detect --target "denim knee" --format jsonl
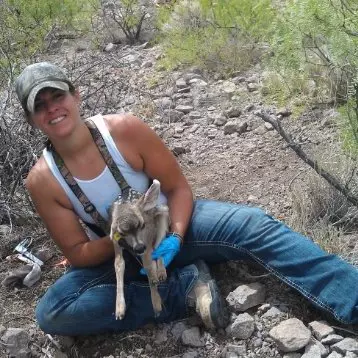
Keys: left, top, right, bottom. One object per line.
{"left": 229, "top": 205, "right": 272, "bottom": 238}
{"left": 35, "top": 289, "right": 74, "bottom": 335}
{"left": 236, "top": 205, "right": 268, "bottom": 222}
{"left": 35, "top": 297, "right": 54, "bottom": 333}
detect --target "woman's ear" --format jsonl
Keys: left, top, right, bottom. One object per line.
{"left": 74, "top": 89, "right": 81, "bottom": 104}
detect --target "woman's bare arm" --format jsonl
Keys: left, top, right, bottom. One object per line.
{"left": 26, "top": 158, "right": 114, "bottom": 267}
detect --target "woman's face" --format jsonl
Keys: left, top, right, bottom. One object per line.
{"left": 29, "top": 87, "right": 81, "bottom": 139}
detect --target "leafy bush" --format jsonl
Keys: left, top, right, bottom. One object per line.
{"left": 0, "top": 0, "right": 97, "bottom": 87}
{"left": 266, "top": 0, "right": 358, "bottom": 105}
{"left": 158, "top": 0, "right": 276, "bottom": 74}
{"left": 159, "top": 0, "right": 358, "bottom": 110}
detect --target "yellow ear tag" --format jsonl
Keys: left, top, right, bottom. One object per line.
{"left": 113, "top": 232, "right": 122, "bottom": 242}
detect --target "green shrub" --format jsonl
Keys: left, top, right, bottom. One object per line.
{"left": 159, "top": 0, "right": 357, "bottom": 109}
{"left": 0, "top": 0, "right": 97, "bottom": 86}
{"left": 337, "top": 93, "right": 358, "bottom": 155}
{"left": 199, "top": 0, "right": 275, "bottom": 41}
{"left": 266, "top": 0, "right": 358, "bottom": 105}
{"left": 158, "top": 0, "right": 276, "bottom": 74}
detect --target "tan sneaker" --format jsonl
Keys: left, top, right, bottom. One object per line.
{"left": 189, "top": 260, "right": 229, "bottom": 329}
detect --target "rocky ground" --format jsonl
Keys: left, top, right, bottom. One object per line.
{"left": 1, "top": 29, "right": 358, "bottom": 358}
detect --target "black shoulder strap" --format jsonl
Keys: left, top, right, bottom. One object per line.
{"left": 84, "top": 119, "right": 143, "bottom": 202}
{"left": 84, "top": 221, "right": 107, "bottom": 238}
{"left": 52, "top": 147, "right": 110, "bottom": 235}
{"left": 84, "top": 119, "right": 132, "bottom": 199}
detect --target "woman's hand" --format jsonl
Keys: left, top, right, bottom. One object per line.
{"left": 140, "top": 233, "right": 181, "bottom": 275}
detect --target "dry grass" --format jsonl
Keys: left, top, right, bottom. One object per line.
{"left": 288, "top": 149, "right": 358, "bottom": 265}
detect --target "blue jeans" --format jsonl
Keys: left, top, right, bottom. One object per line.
{"left": 36, "top": 200, "right": 358, "bottom": 335}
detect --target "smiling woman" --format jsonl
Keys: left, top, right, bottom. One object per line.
{"left": 15, "top": 63, "right": 82, "bottom": 140}
{"left": 13, "top": 61, "right": 358, "bottom": 336}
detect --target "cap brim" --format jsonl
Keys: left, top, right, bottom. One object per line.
{"left": 27, "top": 81, "right": 69, "bottom": 113}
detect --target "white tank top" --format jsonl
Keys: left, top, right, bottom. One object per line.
{"left": 43, "top": 114, "right": 167, "bottom": 239}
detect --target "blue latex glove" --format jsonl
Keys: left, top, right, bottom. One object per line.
{"left": 140, "top": 233, "right": 181, "bottom": 275}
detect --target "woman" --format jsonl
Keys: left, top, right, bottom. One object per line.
{"left": 15, "top": 62, "right": 358, "bottom": 336}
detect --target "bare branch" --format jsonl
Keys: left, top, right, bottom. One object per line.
{"left": 135, "top": 13, "right": 147, "bottom": 40}
{"left": 255, "top": 110, "right": 358, "bottom": 208}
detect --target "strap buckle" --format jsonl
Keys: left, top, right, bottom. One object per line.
{"left": 84, "top": 203, "right": 95, "bottom": 214}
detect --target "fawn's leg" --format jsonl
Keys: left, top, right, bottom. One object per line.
{"left": 154, "top": 206, "right": 169, "bottom": 249}
{"left": 142, "top": 249, "right": 158, "bottom": 285}
{"left": 143, "top": 249, "right": 162, "bottom": 316}
{"left": 114, "top": 243, "right": 126, "bottom": 320}
{"left": 154, "top": 206, "right": 169, "bottom": 283}
{"left": 156, "top": 257, "right": 167, "bottom": 282}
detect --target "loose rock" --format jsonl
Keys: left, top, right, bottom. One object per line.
{"left": 321, "top": 334, "right": 343, "bottom": 345}
{"left": 224, "top": 122, "right": 238, "bottom": 135}
{"left": 181, "top": 327, "right": 205, "bottom": 347}
{"left": 175, "top": 105, "right": 194, "bottom": 114}
{"left": 226, "top": 283, "right": 266, "bottom": 312}
{"left": 1, "top": 328, "right": 30, "bottom": 357}
{"left": 309, "top": 321, "right": 335, "bottom": 340}
{"left": 226, "top": 313, "right": 255, "bottom": 339}
{"left": 326, "top": 352, "right": 343, "bottom": 358}
{"left": 269, "top": 318, "right": 311, "bottom": 352}
{"left": 331, "top": 338, "right": 358, "bottom": 355}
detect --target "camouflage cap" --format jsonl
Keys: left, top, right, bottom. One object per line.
{"left": 15, "top": 62, "right": 72, "bottom": 113}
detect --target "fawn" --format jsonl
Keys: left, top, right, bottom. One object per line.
{"left": 109, "top": 179, "right": 169, "bottom": 319}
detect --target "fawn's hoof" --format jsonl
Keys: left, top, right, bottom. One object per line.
{"left": 115, "top": 303, "right": 126, "bottom": 320}
{"left": 153, "top": 304, "right": 162, "bottom": 317}
{"left": 158, "top": 271, "right": 167, "bottom": 282}
{"left": 154, "top": 310, "right": 162, "bottom": 318}
{"left": 151, "top": 278, "right": 159, "bottom": 285}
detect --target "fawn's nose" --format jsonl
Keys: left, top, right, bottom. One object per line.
{"left": 134, "top": 243, "right": 146, "bottom": 255}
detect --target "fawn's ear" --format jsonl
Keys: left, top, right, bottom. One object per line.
{"left": 140, "top": 179, "right": 160, "bottom": 211}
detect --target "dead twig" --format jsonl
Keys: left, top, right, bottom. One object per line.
{"left": 118, "top": 334, "right": 150, "bottom": 342}
{"left": 255, "top": 110, "right": 358, "bottom": 208}
{"left": 0, "top": 340, "right": 13, "bottom": 346}
{"left": 330, "top": 324, "right": 358, "bottom": 336}
{"left": 46, "top": 334, "right": 62, "bottom": 350}
{"left": 3, "top": 315, "right": 36, "bottom": 325}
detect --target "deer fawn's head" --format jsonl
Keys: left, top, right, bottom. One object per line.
{"left": 109, "top": 179, "right": 162, "bottom": 255}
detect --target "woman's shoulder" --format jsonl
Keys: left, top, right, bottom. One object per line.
{"left": 26, "top": 155, "right": 72, "bottom": 209}
{"left": 103, "top": 113, "right": 149, "bottom": 142}
{"left": 25, "top": 156, "right": 54, "bottom": 192}
{"left": 103, "top": 113, "right": 145, "bottom": 135}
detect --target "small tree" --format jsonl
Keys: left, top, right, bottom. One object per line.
{"left": 100, "top": 0, "right": 156, "bottom": 44}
